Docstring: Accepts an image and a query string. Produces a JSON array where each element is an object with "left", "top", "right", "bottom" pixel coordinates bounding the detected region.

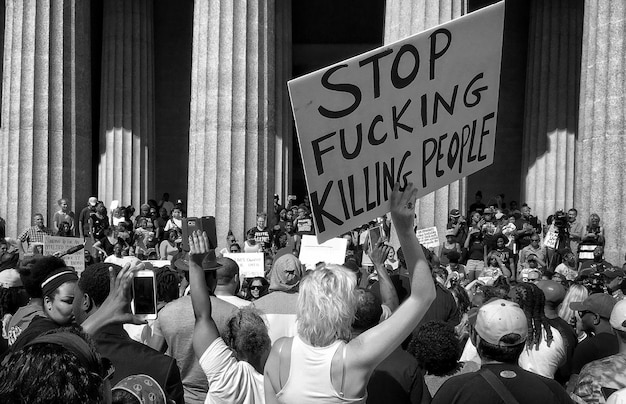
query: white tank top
[{"left": 276, "top": 334, "right": 366, "bottom": 403}]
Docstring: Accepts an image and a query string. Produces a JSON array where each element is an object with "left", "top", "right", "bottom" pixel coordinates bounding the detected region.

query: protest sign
[
  {"left": 299, "top": 235, "right": 348, "bottom": 270},
  {"left": 43, "top": 236, "right": 85, "bottom": 275},
  {"left": 288, "top": 2, "right": 505, "bottom": 243},
  {"left": 543, "top": 225, "right": 558, "bottom": 249},
  {"left": 223, "top": 252, "right": 265, "bottom": 278},
  {"left": 415, "top": 227, "right": 440, "bottom": 250}
]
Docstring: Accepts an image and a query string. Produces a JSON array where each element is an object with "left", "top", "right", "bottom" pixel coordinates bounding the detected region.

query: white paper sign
[
  {"left": 298, "top": 235, "right": 348, "bottom": 270},
  {"left": 43, "top": 236, "right": 85, "bottom": 275},
  {"left": 415, "top": 227, "right": 440, "bottom": 250},
  {"left": 543, "top": 225, "right": 558, "bottom": 249},
  {"left": 288, "top": 2, "right": 505, "bottom": 243},
  {"left": 223, "top": 252, "right": 265, "bottom": 278}
]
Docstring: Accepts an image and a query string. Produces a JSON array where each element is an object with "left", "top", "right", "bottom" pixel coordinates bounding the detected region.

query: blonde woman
[
  {"left": 264, "top": 183, "right": 436, "bottom": 403},
  {"left": 558, "top": 284, "right": 589, "bottom": 343}
]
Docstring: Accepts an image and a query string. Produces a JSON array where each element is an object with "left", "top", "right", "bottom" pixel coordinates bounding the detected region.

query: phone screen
[
  {"left": 133, "top": 276, "right": 156, "bottom": 315},
  {"left": 369, "top": 227, "right": 381, "bottom": 251}
]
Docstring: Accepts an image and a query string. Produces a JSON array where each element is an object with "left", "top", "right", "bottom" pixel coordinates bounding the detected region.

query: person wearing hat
[
  {"left": 439, "top": 228, "right": 462, "bottom": 267},
  {"left": 571, "top": 300, "right": 626, "bottom": 403},
  {"left": 432, "top": 299, "right": 572, "bottom": 403},
  {"left": 604, "top": 267, "right": 626, "bottom": 301},
  {"left": 149, "top": 251, "right": 237, "bottom": 404},
  {"left": 78, "top": 196, "right": 98, "bottom": 240},
  {"left": 481, "top": 207, "right": 499, "bottom": 251},
  {"left": 537, "top": 280, "right": 578, "bottom": 384},
  {"left": 446, "top": 209, "right": 468, "bottom": 246},
  {"left": 567, "top": 294, "right": 619, "bottom": 389}
]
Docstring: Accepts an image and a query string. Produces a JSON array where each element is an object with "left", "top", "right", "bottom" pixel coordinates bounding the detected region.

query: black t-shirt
[
  {"left": 249, "top": 226, "right": 272, "bottom": 250},
  {"left": 432, "top": 364, "right": 573, "bottom": 404},
  {"left": 571, "top": 332, "right": 619, "bottom": 375}
]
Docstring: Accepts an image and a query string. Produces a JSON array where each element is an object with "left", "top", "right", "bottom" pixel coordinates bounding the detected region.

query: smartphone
[
  {"left": 132, "top": 270, "right": 157, "bottom": 320},
  {"left": 368, "top": 225, "right": 383, "bottom": 252},
  {"left": 182, "top": 216, "right": 217, "bottom": 251}
]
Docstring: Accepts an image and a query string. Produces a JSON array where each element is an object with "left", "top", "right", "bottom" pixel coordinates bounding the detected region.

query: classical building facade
[{"left": 0, "top": 0, "right": 624, "bottom": 263}]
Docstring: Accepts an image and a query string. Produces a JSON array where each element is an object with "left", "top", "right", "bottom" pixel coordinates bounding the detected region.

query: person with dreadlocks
[{"left": 509, "top": 281, "right": 567, "bottom": 379}]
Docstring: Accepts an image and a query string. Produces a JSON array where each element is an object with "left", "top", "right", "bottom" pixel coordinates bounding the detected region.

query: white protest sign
[
  {"left": 299, "top": 235, "right": 348, "bottom": 270},
  {"left": 543, "top": 225, "right": 558, "bottom": 249},
  {"left": 416, "top": 227, "right": 440, "bottom": 250},
  {"left": 43, "top": 236, "right": 85, "bottom": 275},
  {"left": 288, "top": 2, "right": 505, "bottom": 243},
  {"left": 223, "top": 252, "right": 265, "bottom": 278}
]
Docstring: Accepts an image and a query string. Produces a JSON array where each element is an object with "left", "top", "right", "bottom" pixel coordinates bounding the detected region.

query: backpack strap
[{"left": 479, "top": 368, "right": 521, "bottom": 404}]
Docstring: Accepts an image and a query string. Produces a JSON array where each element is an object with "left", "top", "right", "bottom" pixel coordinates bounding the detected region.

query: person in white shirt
[{"left": 188, "top": 231, "right": 270, "bottom": 404}]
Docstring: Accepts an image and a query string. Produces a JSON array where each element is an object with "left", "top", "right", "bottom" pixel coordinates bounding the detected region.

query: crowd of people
[{"left": 0, "top": 185, "right": 625, "bottom": 403}]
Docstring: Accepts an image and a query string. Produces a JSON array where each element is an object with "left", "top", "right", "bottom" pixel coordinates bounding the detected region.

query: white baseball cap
[{"left": 475, "top": 299, "right": 528, "bottom": 346}]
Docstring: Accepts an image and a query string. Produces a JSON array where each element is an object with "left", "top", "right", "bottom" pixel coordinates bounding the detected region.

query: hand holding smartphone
[{"left": 132, "top": 270, "right": 158, "bottom": 320}]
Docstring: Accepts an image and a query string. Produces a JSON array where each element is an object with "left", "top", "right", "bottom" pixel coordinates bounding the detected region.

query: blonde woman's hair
[
  {"left": 297, "top": 265, "right": 357, "bottom": 347},
  {"left": 558, "top": 284, "right": 588, "bottom": 323}
]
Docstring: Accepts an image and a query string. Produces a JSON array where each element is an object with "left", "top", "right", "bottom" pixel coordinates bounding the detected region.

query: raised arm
[
  {"left": 189, "top": 231, "right": 220, "bottom": 359},
  {"left": 349, "top": 183, "right": 436, "bottom": 369},
  {"left": 369, "top": 241, "right": 399, "bottom": 312}
]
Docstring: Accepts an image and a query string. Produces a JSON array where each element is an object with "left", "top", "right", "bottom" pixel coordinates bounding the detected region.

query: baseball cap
[
  {"left": 449, "top": 209, "right": 461, "bottom": 218},
  {"left": 604, "top": 267, "right": 626, "bottom": 279},
  {"left": 495, "top": 212, "right": 504, "bottom": 220},
  {"left": 570, "top": 293, "right": 616, "bottom": 319},
  {"left": 610, "top": 300, "right": 626, "bottom": 332},
  {"left": 483, "top": 207, "right": 494, "bottom": 214},
  {"left": 474, "top": 299, "right": 528, "bottom": 346},
  {"left": 88, "top": 196, "right": 98, "bottom": 206}
]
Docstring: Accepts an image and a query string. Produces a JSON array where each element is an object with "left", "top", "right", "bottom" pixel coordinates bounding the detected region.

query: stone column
[
  {"left": 274, "top": 0, "right": 292, "bottom": 200},
  {"left": 521, "top": 0, "right": 583, "bottom": 222},
  {"left": 384, "top": 0, "right": 466, "bottom": 234},
  {"left": 98, "top": 0, "right": 154, "bottom": 210},
  {"left": 575, "top": 1, "right": 626, "bottom": 264},
  {"left": 188, "top": 0, "right": 289, "bottom": 243},
  {"left": 0, "top": 0, "right": 91, "bottom": 237}
]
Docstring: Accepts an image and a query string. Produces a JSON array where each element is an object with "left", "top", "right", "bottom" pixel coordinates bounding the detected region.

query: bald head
[{"left": 216, "top": 257, "right": 239, "bottom": 286}]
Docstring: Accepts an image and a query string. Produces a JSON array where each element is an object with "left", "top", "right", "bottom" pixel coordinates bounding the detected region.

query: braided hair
[{"left": 509, "top": 282, "right": 553, "bottom": 350}]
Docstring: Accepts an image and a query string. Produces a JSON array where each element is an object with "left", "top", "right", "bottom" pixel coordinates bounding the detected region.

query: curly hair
[
  {"left": 297, "top": 265, "right": 358, "bottom": 347},
  {"left": 222, "top": 307, "right": 270, "bottom": 364},
  {"left": 408, "top": 321, "right": 461, "bottom": 376},
  {"left": 509, "top": 282, "right": 554, "bottom": 349},
  {"left": 78, "top": 263, "right": 123, "bottom": 306},
  {"left": 0, "top": 287, "right": 24, "bottom": 319},
  {"left": 18, "top": 256, "right": 67, "bottom": 299},
  {"left": 0, "top": 327, "right": 105, "bottom": 403},
  {"left": 155, "top": 267, "right": 179, "bottom": 303}
]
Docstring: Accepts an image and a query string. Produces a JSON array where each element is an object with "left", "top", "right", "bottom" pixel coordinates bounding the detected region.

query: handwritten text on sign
[
  {"left": 288, "top": 3, "right": 505, "bottom": 243},
  {"left": 415, "top": 227, "right": 440, "bottom": 250},
  {"left": 43, "top": 236, "right": 85, "bottom": 275},
  {"left": 223, "top": 252, "right": 265, "bottom": 279}
]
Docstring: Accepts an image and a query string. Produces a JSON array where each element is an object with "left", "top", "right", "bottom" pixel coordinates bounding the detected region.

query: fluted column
[
  {"left": 0, "top": 0, "right": 91, "bottom": 237},
  {"left": 98, "top": 0, "right": 154, "bottom": 210},
  {"left": 575, "top": 1, "right": 626, "bottom": 264},
  {"left": 274, "top": 1, "right": 292, "bottom": 200},
  {"left": 521, "top": 0, "right": 583, "bottom": 222},
  {"left": 189, "top": 0, "right": 288, "bottom": 243},
  {"left": 384, "top": 0, "right": 467, "bottom": 235}
]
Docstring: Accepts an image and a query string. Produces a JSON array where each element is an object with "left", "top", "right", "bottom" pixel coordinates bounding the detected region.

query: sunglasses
[
  {"left": 250, "top": 285, "right": 263, "bottom": 290},
  {"left": 578, "top": 310, "right": 594, "bottom": 318},
  {"left": 531, "top": 239, "right": 540, "bottom": 242}
]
